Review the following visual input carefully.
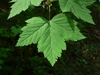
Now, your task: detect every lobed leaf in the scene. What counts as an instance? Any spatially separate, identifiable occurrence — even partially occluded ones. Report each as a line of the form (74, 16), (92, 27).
(16, 13), (86, 66)
(51, 13), (86, 41)
(8, 0), (42, 19)
(59, 0), (95, 24)
(16, 17), (47, 46)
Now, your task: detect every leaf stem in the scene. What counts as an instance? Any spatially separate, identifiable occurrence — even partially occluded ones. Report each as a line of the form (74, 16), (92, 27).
(48, 4), (51, 20)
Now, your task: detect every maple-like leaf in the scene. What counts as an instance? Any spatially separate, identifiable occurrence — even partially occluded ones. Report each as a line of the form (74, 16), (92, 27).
(16, 17), (47, 46)
(16, 13), (86, 66)
(8, 0), (42, 19)
(51, 13), (86, 41)
(59, 0), (95, 24)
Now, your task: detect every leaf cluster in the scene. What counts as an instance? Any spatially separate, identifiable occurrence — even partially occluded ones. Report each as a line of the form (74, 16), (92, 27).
(8, 0), (95, 66)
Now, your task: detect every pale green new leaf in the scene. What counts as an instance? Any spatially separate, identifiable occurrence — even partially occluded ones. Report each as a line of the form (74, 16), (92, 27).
(38, 20), (66, 66)
(59, 0), (95, 24)
(16, 17), (47, 46)
(30, 0), (43, 6)
(8, 0), (42, 19)
(16, 13), (86, 66)
(16, 16), (66, 66)
(79, 0), (96, 6)
(51, 13), (86, 41)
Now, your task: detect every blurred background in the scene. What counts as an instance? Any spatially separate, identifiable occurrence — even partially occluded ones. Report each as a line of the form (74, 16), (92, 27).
(0, 0), (100, 75)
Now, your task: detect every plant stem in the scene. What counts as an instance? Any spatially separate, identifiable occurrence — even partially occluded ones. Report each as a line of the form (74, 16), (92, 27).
(48, 4), (51, 20)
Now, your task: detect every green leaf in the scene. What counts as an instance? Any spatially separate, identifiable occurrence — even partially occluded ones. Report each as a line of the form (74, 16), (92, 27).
(59, 0), (95, 24)
(38, 21), (66, 66)
(11, 25), (22, 36)
(8, 0), (42, 19)
(16, 13), (86, 66)
(51, 13), (86, 41)
(16, 17), (47, 46)
(30, 0), (43, 6)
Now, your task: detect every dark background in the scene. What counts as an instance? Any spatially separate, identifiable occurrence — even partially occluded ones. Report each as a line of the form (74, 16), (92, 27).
(0, 0), (100, 75)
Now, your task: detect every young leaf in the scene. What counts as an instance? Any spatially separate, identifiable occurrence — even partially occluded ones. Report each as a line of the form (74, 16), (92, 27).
(38, 20), (66, 66)
(16, 17), (47, 46)
(59, 0), (95, 24)
(51, 13), (86, 41)
(30, 0), (43, 6)
(16, 13), (86, 66)
(8, 0), (42, 19)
